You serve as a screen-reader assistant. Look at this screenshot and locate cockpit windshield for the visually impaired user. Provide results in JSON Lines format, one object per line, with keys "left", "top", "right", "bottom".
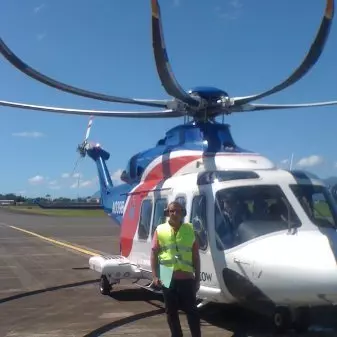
{"left": 214, "top": 185, "right": 300, "bottom": 250}
{"left": 289, "top": 184, "right": 337, "bottom": 229}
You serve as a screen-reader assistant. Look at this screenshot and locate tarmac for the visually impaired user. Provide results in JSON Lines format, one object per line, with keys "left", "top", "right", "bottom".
{"left": 0, "top": 209, "right": 336, "bottom": 337}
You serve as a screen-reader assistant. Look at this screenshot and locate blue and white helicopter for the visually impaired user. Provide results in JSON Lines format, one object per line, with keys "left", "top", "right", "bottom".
{"left": 1, "top": 0, "right": 337, "bottom": 332}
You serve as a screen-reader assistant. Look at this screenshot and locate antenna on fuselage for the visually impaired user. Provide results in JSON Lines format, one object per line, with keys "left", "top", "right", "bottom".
{"left": 289, "top": 153, "right": 294, "bottom": 171}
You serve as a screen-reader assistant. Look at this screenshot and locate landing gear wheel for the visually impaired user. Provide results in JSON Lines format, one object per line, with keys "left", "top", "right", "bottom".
{"left": 99, "top": 275, "right": 111, "bottom": 295}
{"left": 293, "top": 307, "right": 310, "bottom": 333}
{"left": 273, "top": 307, "right": 292, "bottom": 333}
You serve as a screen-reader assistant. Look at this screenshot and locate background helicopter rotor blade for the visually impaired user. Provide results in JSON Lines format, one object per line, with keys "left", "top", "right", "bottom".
{"left": 84, "top": 115, "right": 94, "bottom": 145}
{"left": 0, "top": 100, "right": 185, "bottom": 118}
{"left": 76, "top": 115, "right": 94, "bottom": 157}
{"left": 234, "top": 100, "right": 337, "bottom": 112}
{"left": 151, "top": 0, "right": 200, "bottom": 107}
{"left": 231, "top": 0, "right": 334, "bottom": 106}
{"left": 0, "top": 38, "right": 169, "bottom": 108}
{"left": 71, "top": 116, "right": 94, "bottom": 199}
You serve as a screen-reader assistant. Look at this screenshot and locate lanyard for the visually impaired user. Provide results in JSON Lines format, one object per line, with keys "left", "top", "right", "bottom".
{"left": 172, "top": 226, "right": 181, "bottom": 257}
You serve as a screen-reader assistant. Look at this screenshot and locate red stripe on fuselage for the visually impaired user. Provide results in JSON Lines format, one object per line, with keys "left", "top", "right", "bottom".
{"left": 120, "top": 155, "right": 200, "bottom": 257}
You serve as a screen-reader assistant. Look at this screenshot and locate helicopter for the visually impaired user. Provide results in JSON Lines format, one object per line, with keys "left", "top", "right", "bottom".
{"left": 1, "top": 0, "right": 337, "bottom": 332}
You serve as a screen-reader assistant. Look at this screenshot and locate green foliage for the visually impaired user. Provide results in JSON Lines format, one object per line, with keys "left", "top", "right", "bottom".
{"left": 5, "top": 205, "right": 106, "bottom": 217}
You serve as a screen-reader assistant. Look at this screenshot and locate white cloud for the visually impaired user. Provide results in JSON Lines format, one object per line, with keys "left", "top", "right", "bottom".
{"left": 79, "top": 180, "right": 94, "bottom": 188}
{"left": 296, "top": 155, "right": 323, "bottom": 168}
{"left": 46, "top": 182, "right": 61, "bottom": 190}
{"left": 215, "top": 0, "right": 243, "bottom": 20}
{"left": 63, "top": 169, "right": 123, "bottom": 190}
{"left": 110, "top": 169, "right": 123, "bottom": 186}
{"left": 72, "top": 172, "right": 82, "bottom": 179}
{"left": 49, "top": 185, "right": 61, "bottom": 190}
{"left": 12, "top": 131, "right": 45, "bottom": 138}
{"left": 69, "top": 169, "right": 123, "bottom": 191}
{"left": 34, "top": 3, "right": 45, "bottom": 14}
{"left": 70, "top": 182, "right": 77, "bottom": 189}
{"left": 70, "top": 179, "right": 95, "bottom": 189}
{"left": 229, "top": 0, "right": 243, "bottom": 9}
{"left": 17, "top": 190, "right": 26, "bottom": 196}
{"left": 37, "top": 33, "right": 47, "bottom": 41}
{"left": 28, "top": 175, "right": 45, "bottom": 185}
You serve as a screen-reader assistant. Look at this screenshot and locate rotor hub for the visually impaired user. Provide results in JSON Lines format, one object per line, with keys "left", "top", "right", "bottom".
{"left": 185, "top": 87, "right": 231, "bottom": 119}
{"left": 77, "top": 143, "right": 87, "bottom": 157}
{"left": 189, "top": 87, "right": 230, "bottom": 108}
{"left": 188, "top": 86, "right": 229, "bottom": 100}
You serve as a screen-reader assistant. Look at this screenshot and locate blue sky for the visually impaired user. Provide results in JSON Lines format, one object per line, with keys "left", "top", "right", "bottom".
{"left": 0, "top": 0, "right": 337, "bottom": 198}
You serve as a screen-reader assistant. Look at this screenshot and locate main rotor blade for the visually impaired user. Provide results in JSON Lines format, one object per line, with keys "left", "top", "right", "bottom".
{"left": 232, "top": 0, "right": 334, "bottom": 106}
{"left": 236, "top": 100, "right": 337, "bottom": 112}
{"left": 0, "top": 100, "right": 185, "bottom": 118}
{"left": 151, "top": 0, "right": 199, "bottom": 107}
{"left": 0, "top": 38, "right": 168, "bottom": 108}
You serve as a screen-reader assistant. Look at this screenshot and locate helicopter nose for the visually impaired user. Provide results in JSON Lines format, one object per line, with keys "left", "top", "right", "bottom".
{"left": 317, "top": 228, "right": 337, "bottom": 302}
{"left": 222, "top": 229, "right": 337, "bottom": 307}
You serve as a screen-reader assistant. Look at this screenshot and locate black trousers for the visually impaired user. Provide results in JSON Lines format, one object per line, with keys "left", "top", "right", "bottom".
{"left": 162, "top": 278, "right": 201, "bottom": 337}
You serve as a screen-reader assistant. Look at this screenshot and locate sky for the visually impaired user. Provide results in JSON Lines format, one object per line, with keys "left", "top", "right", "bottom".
{"left": 0, "top": 0, "right": 337, "bottom": 199}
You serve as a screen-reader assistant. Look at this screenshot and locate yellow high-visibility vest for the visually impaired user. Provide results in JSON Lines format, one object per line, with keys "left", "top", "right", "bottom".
{"left": 156, "top": 222, "right": 195, "bottom": 273}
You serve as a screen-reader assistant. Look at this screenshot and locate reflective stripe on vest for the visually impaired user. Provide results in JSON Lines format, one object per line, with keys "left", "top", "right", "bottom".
{"left": 156, "top": 222, "right": 195, "bottom": 273}
{"left": 159, "top": 243, "right": 192, "bottom": 252}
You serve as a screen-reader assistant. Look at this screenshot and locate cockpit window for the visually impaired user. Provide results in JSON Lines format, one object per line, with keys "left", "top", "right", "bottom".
{"left": 215, "top": 185, "right": 300, "bottom": 250}
{"left": 290, "top": 184, "right": 337, "bottom": 229}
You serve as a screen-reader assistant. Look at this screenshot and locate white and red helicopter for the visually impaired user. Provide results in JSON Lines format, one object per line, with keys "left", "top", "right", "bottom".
{"left": 1, "top": 0, "right": 337, "bottom": 332}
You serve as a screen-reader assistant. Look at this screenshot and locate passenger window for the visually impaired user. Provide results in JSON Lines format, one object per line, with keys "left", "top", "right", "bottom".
{"left": 190, "top": 195, "right": 208, "bottom": 251}
{"left": 138, "top": 199, "right": 153, "bottom": 240}
{"left": 175, "top": 196, "right": 186, "bottom": 222}
{"left": 151, "top": 198, "right": 168, "bottom": 237}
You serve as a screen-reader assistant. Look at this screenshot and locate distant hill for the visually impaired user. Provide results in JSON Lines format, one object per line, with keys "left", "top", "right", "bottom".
{"left": 293, "top": 171, "right": 337, "bottom": 187}
{"left": 323, "top": 176, "right": 337, "bottom": 187}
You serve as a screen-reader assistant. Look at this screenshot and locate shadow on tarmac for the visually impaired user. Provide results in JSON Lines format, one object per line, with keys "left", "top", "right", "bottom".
{"left": 0, "top": 279, "right": 99, "bottom": 304}
{"left": 1, "top": 279, "right": 336, "bottom": 336}
{"left": 84, "top": 287, "right": 337, "bottom": 337}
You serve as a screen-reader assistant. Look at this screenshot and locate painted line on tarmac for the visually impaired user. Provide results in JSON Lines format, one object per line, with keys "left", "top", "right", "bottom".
{"left": 5, "top": 224, "right": 101, "bottom": 257}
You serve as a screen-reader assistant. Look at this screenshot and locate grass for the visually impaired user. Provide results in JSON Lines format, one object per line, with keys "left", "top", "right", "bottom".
{"left": 4, "top": 201, "right": 333, "bottom": 220}
{"left": 4, "top": 205, "right": 107, "bottom": 217}
{"left": 314, "top": 201, "right": 331, "bottom": 217}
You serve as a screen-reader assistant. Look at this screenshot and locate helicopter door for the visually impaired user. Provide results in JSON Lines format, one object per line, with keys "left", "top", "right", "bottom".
{"left": 132, "top": 198, "right": 153, "bottom": 271}
{"left": 190, "top": 193, "right": 218, "bottom": 290}
{"left": 150, "top": 197, "right": 168, "bottom": 238}
{"left": 201, "top": 188, "right": 237, "bottom": 302}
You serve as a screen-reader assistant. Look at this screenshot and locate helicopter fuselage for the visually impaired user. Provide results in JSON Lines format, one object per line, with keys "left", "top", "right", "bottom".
{"left": 87, "top": 141, "right": 337, "bottom": 319}
{"left": 120, "top": 120, "right": 252, "bottom": 185}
